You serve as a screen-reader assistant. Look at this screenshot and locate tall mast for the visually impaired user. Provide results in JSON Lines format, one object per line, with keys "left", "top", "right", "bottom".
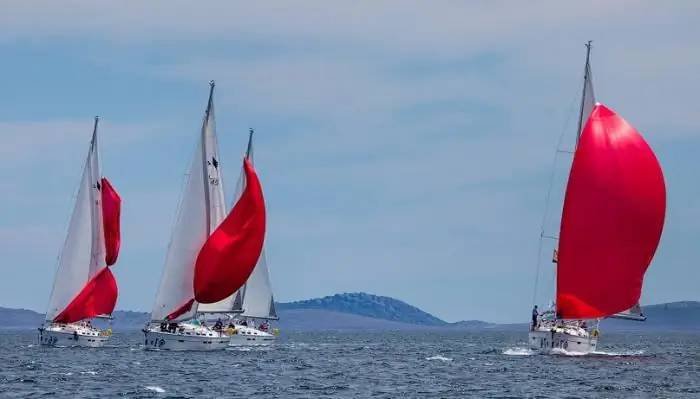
{"left": 90, "top": 116, "right": 99, "bottom": 149}
{"left": 201, "top": 80, "right": 215, "bottom": 237}
{"left": 575, "top": 40, "right": 593, "bottom": 149}
{"left": 89, "top": 116, "right": 100, "bottom": 274}
{"left": 245, "top": 128, "right": 254, "bottom": 160}
{"left": 92, "top": 116, "right": 102, "bottom": 176}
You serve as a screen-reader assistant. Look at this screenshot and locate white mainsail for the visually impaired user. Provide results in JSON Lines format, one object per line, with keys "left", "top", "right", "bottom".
{"left": 229, "top": 131, "right": 278, "bottom": 319}
{"left": 45, "top": 120, "right": 106, "bottom": 322}
{"left": 240, "top": 248, "right": 278, "bottom": 319}
{"left": 150, "top": 82, "right": 221, "bottom": 322}
{"left": 194, "top": 92, "right": 235, "bottom": 315}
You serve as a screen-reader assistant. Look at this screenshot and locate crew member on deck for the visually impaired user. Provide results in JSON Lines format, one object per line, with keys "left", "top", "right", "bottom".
{"left": 531, "top": 305, "right": 539, "bottom": 331}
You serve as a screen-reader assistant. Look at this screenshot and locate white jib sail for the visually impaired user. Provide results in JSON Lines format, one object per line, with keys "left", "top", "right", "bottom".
{"left": 150, "top": 123, "right": 210, "bottom": 322}
{"left": 45, "top": 132, "right": 99, "bottom": 322}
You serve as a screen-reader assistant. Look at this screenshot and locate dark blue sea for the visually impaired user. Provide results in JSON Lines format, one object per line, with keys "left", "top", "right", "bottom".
{"left": 1, "top": 330, "right": 698, "bottom": 398}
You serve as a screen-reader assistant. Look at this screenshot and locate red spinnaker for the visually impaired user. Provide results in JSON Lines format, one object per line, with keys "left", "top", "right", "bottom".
{"left": 193, "top": 158, "right": 266, "bottom": 304}
{"left": 166, "top": 298, "right": 195, "bottom": 321}
{"left": 556, "top": 103, "right": 666, "bottom": 319}
{"left": 53, "top": 267, "right": 118, "bottom": 324}
{"left": 101, "top": 177, "right": 121, "bottom": 266}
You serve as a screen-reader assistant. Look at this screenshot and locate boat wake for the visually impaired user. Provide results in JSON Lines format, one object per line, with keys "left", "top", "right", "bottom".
{"left": 549, "top": 348, "right": 648, "bottom": 357}
{"left": 590, "top": 350, "right": 647, "bottom": 357}
{"left": 502, "top": 347, "right": 535, "bottom": 356}
{"left": 425, "top": 355, "right": 452, "bottom": 361}
{"left": 503, "top": 347, "right": 647, "bottom": 357}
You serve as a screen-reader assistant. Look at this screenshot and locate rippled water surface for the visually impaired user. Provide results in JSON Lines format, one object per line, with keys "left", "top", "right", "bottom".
{"left": 1, "top": 330, "right": 699, "bottom": 398}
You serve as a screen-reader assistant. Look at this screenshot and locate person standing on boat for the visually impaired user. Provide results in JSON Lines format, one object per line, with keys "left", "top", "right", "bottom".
{"left": 531, "top": 305, "right": 539, "bottom": 331}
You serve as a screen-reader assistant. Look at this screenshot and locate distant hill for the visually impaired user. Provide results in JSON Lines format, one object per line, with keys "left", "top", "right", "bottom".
{"left": 604, "top": 301, "right": 700, "bottom": 332}
{"left": 0, "top": 307, "right": 44, "bottom": 329}
{"left": 2, "top": 296, "right": 700, "bottom": 332}
{"left": 276, "top": 293, "right": 447, "bottom": 326}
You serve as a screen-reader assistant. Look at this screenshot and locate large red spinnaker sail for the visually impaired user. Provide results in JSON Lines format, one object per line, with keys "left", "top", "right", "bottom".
{"left": 556, "top": 103, "right": 666, "bottom": 320}
{"left": 53, "top": 267, "right": 118, "bottom": 324}
{"left": 193, "top": 157, "right": 266, "bottom": 304}
{"left": 101, "top": 177, "right": 121, "bottom": 266}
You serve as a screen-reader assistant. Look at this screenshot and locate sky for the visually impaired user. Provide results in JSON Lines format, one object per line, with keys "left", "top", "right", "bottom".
{"left": 0, "top": 1, "right": 699, "bottom": 324}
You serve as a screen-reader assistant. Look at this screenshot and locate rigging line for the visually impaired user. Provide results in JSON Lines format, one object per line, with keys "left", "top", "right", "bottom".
{"left": 531, "top": 85, "right": 581, "bottom": 306}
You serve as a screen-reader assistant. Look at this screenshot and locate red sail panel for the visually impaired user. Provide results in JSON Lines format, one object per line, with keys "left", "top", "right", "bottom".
{"left": 53, "top": 267, "right": 118, "bottom": 324}
{"left": 193, "top": 157, "right": 266, "bottom": 304}
{"left": 101, "top": 177, "right": 121, "bottom": 266}
{"left": 165, "top": 298, "right": 195, "bottom": 321}
{"left": 556, "top": 103, "right": 666, "bottom": 319}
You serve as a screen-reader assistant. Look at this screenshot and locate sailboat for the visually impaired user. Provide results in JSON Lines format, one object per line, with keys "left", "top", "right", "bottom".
{"left": 227, "top": 129, "right": 280, "bottom": 346}
{"left": 529, "top": 42, "right": 666, "bottom": 354}
{"left": 38, "top": 117, "right": 122, "bottom": 348}
{"left": 143, "top": 81, "right": 267, "bottom": 351}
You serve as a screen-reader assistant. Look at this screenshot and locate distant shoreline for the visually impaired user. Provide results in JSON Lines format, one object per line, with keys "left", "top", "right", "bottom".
{"left": 2, "top": 294, "right": 699, "bottom": 332}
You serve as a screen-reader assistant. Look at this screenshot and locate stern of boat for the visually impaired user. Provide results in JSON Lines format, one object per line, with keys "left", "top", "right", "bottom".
{"left": 528, "top": 328, "right": 597, "bottom": 354}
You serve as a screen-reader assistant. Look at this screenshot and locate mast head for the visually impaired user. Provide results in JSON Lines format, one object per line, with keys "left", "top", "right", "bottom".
{"left": 209, "top": 80, "right": 215, "bottom": 87}
{"left": 245, "top": 128, "right": 254, "bottom": 159}
{"left": 92, "top": 116, "right": 100, "bottom": 134}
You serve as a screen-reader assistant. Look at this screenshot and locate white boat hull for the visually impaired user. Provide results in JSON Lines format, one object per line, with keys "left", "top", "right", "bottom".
{"left": 228, "top": 325, "right": 276, "bottom": 346}
{"left": 528, "top": 329, "right": 597, "bottom": 354}
{"left": 38, "top": 324, "right": 110, "bottom": 348}
{"left": 143, "top": 322, "right": 229, "bottom": 351}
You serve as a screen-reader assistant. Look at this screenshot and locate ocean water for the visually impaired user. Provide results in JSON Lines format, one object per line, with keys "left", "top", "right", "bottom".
{"left": 1, "top": 330, "right": 699, "bottom": 398}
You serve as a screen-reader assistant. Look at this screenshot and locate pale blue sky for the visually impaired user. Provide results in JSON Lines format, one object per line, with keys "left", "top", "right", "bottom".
{"left": 1, "top": 2, "right": 699, "bottom": 323}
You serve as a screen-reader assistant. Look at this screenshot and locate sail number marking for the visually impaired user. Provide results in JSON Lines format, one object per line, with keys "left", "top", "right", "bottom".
{"left": 539, "top": 338, "right": 568, "bottom": 350}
